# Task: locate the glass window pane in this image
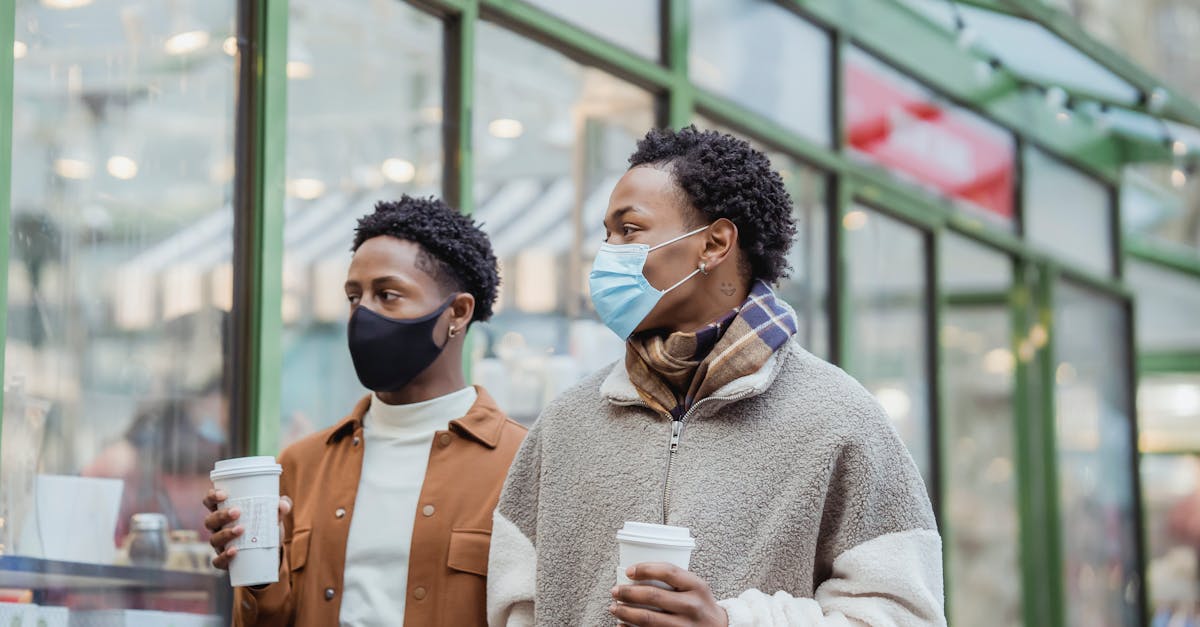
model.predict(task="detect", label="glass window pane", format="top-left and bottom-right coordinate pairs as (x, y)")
top-left (845, 47), bottom-right (1017, 228)
top-left (1141, 451), bottom-right (1200, 623)
top-left (4, 0), bottom-right (235, 614)
top-left (1054, 281), bottom-right (1140, 626)
top-left (1121, 166), bottom-right (1200, 256)
top-left (279, 0), bottom-right (444, 445)
top-left (940, 233), bottom-right (1021, 627)
top-left (690, 0), bottom-right (831, 145)
top-left (846, 207), bottom-right (933, 485)
top-left (1127, 259), bottom-right (1200, 354)
top-left (472, 23), bottom-right (654, 423)
top-left (693, 117), bottom-right (830, 359)
top-left (1025, 148), bottom-right (1114, 276)
top-left (521, 0), bottom-right (659, 60)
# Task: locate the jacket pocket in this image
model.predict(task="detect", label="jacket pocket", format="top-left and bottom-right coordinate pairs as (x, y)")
top-left (287, 527), bottom-right (311, 571)
top-left (446, 529), bottom-right (490, 576)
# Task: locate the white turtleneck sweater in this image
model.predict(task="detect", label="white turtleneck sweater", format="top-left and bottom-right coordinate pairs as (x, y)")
top-left (339, 387), bottom-right (478, 627)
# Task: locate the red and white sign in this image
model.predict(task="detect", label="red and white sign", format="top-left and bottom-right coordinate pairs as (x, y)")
top-left (846, 57), bottom-right (1015, 220)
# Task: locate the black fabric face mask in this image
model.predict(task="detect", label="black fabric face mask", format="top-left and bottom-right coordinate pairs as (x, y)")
top-left (347, 296), bottom-right (455, 392)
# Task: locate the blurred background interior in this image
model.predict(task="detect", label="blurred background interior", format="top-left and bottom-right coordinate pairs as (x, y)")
top-left (1, 0), bottom-right (1199, 624)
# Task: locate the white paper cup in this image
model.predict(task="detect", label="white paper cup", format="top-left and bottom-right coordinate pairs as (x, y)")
top-left (616, 521), bottom-right (695, 589)
top-left (211, 456), bottom-right (282, 587)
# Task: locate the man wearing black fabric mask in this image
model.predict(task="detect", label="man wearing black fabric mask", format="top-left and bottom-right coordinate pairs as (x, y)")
top-left (203, 196), bottom-right (526, 626)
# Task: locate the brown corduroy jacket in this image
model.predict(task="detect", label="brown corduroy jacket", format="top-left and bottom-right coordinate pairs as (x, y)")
top-left (233, 386), bottom-right (526, 626)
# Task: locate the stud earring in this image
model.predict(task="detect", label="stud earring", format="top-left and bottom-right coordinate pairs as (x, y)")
top-left (448, 326), bottom-right (458, 340)
top-left (699, 262), bottom-right (709, 276)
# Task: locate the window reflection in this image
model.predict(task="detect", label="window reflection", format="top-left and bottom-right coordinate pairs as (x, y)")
top-left (3, 0), bottom-right (235, 613)
top-left (940, 233), bottom-right (1021, 626)
top-left (845, 207), bottom-right (933, 485)
top-left (471, 22), bottom-right (654, 423)
top-left (279, 0), bottom-right (444, 445)
top-left (1025, 148), bottom-right (1114, 276)
top-left (690, 0), bottom-right (831, 145)
top-left (521, 0), bottom-right (659, 60)
top-left (1054, 281), bottom-right (1140, 626)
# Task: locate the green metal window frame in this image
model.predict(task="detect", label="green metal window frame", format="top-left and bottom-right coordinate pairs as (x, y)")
top-left (3, 0), bottom-right (1192, 624)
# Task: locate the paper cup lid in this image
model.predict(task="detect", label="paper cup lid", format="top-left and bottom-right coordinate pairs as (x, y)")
top-left (616, 521), bottom-right (695, 548)
top-left (211, 456), bottom-right (282, 481)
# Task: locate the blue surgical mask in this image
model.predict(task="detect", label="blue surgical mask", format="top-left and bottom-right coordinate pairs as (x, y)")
top-left (589, 226), bottom-right (709, 340)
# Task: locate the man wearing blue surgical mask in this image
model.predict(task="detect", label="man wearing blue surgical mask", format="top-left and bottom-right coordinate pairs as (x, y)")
top-left (203, 196), bottom-right (526, 626)
top-left (488, 127), bottom-right (946, 627)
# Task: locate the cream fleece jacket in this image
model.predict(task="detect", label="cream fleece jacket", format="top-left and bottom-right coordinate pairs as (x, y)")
top-left (488, 340), bottom-right (945, 626)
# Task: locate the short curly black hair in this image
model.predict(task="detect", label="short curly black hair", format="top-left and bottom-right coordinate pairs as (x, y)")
top-left (352, 195), bottom-right (500, 323)
top-left (628, 125), bottom-right (796, 283)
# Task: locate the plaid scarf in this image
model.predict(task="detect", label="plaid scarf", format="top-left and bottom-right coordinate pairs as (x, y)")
top-left (626, 281), bottom-right (799, 418)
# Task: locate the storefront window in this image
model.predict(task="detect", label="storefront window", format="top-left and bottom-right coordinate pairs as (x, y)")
top-left (1025, 148), bottom-right (1115, 276)
top-left (693, 117), bottom-right (830, 359)
top-left (278, 0), bottom-right (444, 445)
top-left (471, 22), bottom-right (654, 423)
top-left (521, 0), bottom-right (659, 60)
top-left (844, 47), bottom-right (1017, 228)
top-left (845, 207), bottom-right (933, 486)
top-left (3, 0), bottom-right (234, 616)
top-left (690, 0), bottom-right (831, 145)
top-left (1128, 259), bottom-right (1200, 355)
top-left (940, 233), bottom-right (1022, 626)
top-left (1054, 281), bottom-right (1140, 626)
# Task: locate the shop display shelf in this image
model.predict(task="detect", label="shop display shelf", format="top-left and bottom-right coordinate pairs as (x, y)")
top-left (0, 556), bottom-right (225, 592)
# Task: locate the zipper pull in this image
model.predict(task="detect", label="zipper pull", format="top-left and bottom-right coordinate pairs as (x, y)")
top-left (669, 420), bottom-right (683, 452)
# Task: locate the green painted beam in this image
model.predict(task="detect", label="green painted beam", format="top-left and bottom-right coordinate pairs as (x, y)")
top-left (1126, 238), bottom-right (1200, 279)
top-left (446, 0), bottom-right (477, 214)
top-left (1139, 351), bottom-right (1200, 375)
top-left (233, 0), bottom-right (287, 457)
top-left (0, 0), bottom-right (15, 465)
top-left (1038, 266), bottom-right (1067, 627)
top-left (1011, 262), bottom-right (1057, 626)
top-left (665, 0), bottom-right (692, 127)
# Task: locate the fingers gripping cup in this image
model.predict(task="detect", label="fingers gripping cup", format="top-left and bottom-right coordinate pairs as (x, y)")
top-left (616, 521), bottom-right (696, 589)
top-left (210, 456), bottom-right (283, 587)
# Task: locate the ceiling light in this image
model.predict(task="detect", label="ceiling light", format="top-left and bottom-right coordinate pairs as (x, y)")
top-left (106, 155), bottom-right (139, 180)
top-left (222, 36), bottom-right (238, 57)
top-left (286, 61), bottom-right (313, 80)
top-left (1171, 168), bottom-right (1187, 188)
top-left (287, 177), bottom-right (326, 200)
top-left (488, 118), bottom-right (524, 139)
top-left (1172, 140), bottom-right (1188, 157)
top-left (164, 30), bottom-right (210, 56)
top-left (41, 0), bottom-right (93, 8)
top-left (381, 158), bottom-right (416, 184)
top-left (13, 41), bottom-right (27, 60)
top-left (842, 210), bottom-right (869, 231)
top-left (54, 158), bottom-right (92, 179)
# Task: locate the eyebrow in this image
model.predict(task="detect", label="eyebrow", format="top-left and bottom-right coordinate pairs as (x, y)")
top-left (606, 205), bottom-right (644, 225)
top-left (344, 275), bottom-right (412, 291)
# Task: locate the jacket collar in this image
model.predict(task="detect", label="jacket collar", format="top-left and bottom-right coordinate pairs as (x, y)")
top-left (326, 385), bottom-right (508, 449)
top-left (600, 340), bottom-right (792, 409)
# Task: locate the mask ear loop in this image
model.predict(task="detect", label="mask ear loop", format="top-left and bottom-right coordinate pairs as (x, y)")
top-left (663, 267), bottom-right (702, 294)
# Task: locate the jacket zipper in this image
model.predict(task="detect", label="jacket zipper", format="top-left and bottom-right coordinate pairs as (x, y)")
top-left (659, 387), bottom-right (763, 525)
top-left (660, 400), bottom-right (709, 525)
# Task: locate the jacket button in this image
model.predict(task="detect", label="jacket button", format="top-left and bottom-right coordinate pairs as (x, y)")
top-left (422, 504), bottom-right (435, 517)
top-left (324, 588), bottom-right (336, 600)
top-left (439, 433), bottom-right (452, 446)
top-left (335, 507), bottom-right (346, 519)
top-left (413, 586), bottom-right (427, 600)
